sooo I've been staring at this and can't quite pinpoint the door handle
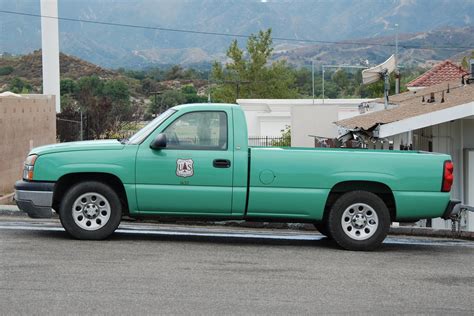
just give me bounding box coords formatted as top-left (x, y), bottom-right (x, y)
top-left (213, 159), bottom-right (231, 168)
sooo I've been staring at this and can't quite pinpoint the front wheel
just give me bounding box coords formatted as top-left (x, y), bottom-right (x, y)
top-left (328, 191), bottom-right (390, 251)
top-left (59, 181), bottom-right (122, 240)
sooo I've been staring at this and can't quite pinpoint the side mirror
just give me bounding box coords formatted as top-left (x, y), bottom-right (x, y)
top-left (150, 133), bottom-right (167, 150)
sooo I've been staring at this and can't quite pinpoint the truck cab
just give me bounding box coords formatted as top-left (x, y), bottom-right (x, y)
top-left (132, 104), bottom-right (249, 216)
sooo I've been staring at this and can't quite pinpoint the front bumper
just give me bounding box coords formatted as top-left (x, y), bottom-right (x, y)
top-left (14, 180), bottom-right (55, 218)
top-left (442, 200), bottom-right (474, 220)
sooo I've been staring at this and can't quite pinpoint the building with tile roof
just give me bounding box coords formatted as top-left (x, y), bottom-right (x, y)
top-left (406, 60), bottom-right (468, 90)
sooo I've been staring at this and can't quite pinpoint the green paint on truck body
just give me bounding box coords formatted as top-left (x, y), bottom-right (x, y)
top-left (29, 103), bottom-right (451, 222)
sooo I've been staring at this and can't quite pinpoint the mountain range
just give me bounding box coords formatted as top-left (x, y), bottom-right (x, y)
top-left (276, 26), bottom-right (474, 69)
top-left (1, 0), bottom-right (473, 68)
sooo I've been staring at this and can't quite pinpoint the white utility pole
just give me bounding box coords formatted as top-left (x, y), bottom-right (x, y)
top-left (395, 24), bottom-right (399, 67)
top-left (40, 0), bottom-right (60, 112)
top-left (394, 23), bottom-right (400, 95)
top-left (322, 66), bottom-right (325, 104)
top-left (312, 60), bottom-right (315, 104)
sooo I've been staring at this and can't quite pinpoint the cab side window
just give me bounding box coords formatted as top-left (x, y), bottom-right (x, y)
top-left (163, 111), bottom-right (228, 150)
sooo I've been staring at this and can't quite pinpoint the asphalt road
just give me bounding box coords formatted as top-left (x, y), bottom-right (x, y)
top-left (1, 218), bottom-right (473, 315)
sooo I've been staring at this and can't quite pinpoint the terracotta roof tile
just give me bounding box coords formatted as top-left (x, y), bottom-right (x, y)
top-left (406, 60), bottom-right (468, 87)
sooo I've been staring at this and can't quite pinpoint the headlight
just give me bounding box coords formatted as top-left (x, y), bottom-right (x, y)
top-left (23, 154), bottom-right (38, 181)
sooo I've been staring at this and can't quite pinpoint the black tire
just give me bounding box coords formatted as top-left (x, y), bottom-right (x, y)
top-left (59, 181), bottom-right (122, 240)
top-left (328, 191), bottom-right (390, 251)
top-left (314, 221), bottom-right (332, 239)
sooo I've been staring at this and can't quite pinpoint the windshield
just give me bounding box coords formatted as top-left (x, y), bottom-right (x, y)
top-left (127, 109), bottom-right (176, 144)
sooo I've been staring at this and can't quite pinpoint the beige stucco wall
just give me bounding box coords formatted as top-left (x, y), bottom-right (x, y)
top-left (0, 95), bottom-right (56, 194)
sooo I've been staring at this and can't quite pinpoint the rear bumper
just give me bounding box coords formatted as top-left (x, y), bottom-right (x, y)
top-left (441, 200), bottom-right (474, 220)
top-left (14, 180), bottom-right (55, 218)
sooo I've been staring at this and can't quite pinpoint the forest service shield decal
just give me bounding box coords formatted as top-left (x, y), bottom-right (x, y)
top-left (176, 159), bottom-right (194, 178)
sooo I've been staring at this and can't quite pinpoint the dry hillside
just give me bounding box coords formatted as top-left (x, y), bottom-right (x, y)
top-left (0, 50), bottom-right (122, 93)
top-left (0, 50), bottom-right (208, 98)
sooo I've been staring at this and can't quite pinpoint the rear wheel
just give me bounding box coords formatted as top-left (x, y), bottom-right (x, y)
top-left (59, 181), bottom-right (122, 240)
top-left (328, 191), bottom-right (390, 251)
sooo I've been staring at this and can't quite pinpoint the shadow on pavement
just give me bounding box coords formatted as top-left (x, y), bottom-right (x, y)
top-left (6, 226), bottom-right (471, 253)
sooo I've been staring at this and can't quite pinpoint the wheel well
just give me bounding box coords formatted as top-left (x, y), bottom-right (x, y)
top-left (323, 181), bottom-right (396, 222)
top-left (52, 173), bottom-right (129, 215)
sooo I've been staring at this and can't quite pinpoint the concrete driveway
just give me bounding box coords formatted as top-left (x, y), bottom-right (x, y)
top-left (1, 217), bottom-right (473, 315)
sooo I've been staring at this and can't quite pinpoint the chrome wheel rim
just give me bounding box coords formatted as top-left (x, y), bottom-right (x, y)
top-left (341, 203), bottom-right (378, 241)
top-left (72, 192), bottom-right (111, 231)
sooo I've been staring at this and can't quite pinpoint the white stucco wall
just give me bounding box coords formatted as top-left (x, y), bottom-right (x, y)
top-left (243, 111), bottom-right (290, 137)
top-left (291, 105), bottom-right (339, 147)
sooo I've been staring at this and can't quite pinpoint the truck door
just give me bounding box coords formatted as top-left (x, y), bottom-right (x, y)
top-left (135, 110), bottom-right (234, 214)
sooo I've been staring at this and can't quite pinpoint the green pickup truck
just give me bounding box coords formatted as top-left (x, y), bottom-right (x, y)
top-left (15, 103), bottom-right (462, 250)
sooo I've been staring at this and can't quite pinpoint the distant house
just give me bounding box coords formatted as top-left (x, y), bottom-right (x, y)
top-left (336, 61), bottom-right (474, 232)
top-left (406, 60), bottom-right (468, 91)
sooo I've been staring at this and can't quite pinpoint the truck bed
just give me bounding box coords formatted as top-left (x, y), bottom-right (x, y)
top-left (246, 147), bottom-right (451, 221)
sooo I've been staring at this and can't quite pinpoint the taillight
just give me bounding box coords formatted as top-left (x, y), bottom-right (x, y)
top-left (441, 160), bottom-right (454, 192)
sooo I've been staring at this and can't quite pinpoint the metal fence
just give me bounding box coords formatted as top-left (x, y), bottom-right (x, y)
top-left (248, 136), bottom-right (285, 147)
top-left (56, 117), bottom-right (82, 142)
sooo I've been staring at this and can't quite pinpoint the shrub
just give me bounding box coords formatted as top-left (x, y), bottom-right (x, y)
top-left (0, 66), bottom-right (14, 76)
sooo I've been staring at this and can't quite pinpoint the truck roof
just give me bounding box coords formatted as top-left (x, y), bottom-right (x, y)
top-left (172, 103), bottom-right (240, 111)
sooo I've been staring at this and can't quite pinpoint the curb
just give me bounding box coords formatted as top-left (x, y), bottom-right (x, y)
top-left (389, 226), bottom-right (474, 240)
top-left (0, 193), bottom-right (14, 204)
top-left (1, 205), bottom-right (472, 240)
top-left (0, 205), bottom-right (27, 217)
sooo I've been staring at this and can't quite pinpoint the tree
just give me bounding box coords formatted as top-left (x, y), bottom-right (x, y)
top-left (293, 67), bottom-right (314, 97)
top-left (181, 85), bottom-right (208, 103)
top-left (141, 78), bottom-right (159, 96)
top-left (147, 90), bottom-right (186, 116)
top-left (0, 66), bottom-right (14, 76)
top-left (461, 51), bottom-right (474, 70)
top-left (332, 70), bottom-right (349, 91)
top-left (165, 65), bottom-right (185, 80)
top-left (322, 80), bottom-right (339, 99)
top-left (272, 125), bottom-right (291, 147)
top-left (103, 80), bottom-right (130, 103)
top-left (181, 85), bottom-right (197, 95)
top-left (74, 76), bottom-right (132, 139)
top-left (60, 78), bottom-right (77, 96)
top-left (57, 94), bottom-right (82, 142)
top-left (9, 77), bottom-right (32, 93)
top-left (211, 28), bottom-right (298, 102)
top-left (103, 80), bottom-right (132, 135)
